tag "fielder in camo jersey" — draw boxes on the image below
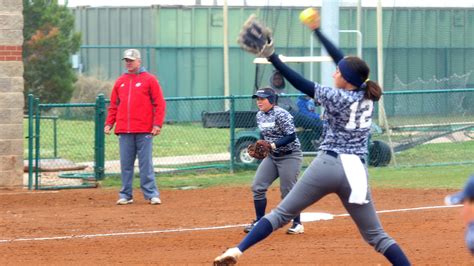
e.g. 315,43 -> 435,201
214,20 -> 411,266
243,87 -> 304,235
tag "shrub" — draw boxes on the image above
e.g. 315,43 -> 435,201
71,75 -> 114,103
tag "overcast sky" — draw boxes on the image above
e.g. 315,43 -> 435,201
59,0 -> 474,8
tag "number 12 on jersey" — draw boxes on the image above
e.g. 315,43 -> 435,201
345,100 -> 373,130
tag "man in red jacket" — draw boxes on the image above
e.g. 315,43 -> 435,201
104,49 -> 166,205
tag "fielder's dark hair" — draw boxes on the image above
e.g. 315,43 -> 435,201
343,56 -> 382,101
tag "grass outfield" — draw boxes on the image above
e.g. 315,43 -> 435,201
24,119 -> 229,161
369,164 -> 473,189
392,140 -> 474,165
100,163 -> 474,190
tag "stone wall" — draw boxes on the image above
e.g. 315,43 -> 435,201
0,0 -> 24,187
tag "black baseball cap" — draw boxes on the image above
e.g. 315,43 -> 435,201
252,87 -> 276,99
445,175 -> 474,205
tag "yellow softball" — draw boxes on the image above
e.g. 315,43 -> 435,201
299,7 -> 317,25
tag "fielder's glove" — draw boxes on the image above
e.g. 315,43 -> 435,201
237,14 -> 274,58
247,140 -> 272,160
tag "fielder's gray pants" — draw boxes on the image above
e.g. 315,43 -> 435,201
252,150 -> 303,201
118,133 -> 159,200
265,151 -> 396,254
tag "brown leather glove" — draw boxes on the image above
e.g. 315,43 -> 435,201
247,140 -> 272,160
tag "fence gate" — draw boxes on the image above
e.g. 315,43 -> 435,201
27,94 -> 106,190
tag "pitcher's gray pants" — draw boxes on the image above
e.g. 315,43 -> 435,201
118,133 -> 159,200
265,151 -> 396,254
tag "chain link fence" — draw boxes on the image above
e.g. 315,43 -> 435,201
375,88 -> 474,167
26,89 -> 474,189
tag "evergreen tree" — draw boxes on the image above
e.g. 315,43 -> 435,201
23,0 -> 81,104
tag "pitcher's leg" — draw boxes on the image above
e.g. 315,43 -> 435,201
238,159 -> 333,252
136,134 -> 159,199
266,155 -> 337,230
119,134 -> 136,200
339,190 -> 410,265
341,194 -> 395,252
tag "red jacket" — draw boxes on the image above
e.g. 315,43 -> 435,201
106,68 -> 166,134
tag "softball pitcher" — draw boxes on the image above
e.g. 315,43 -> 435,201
244,87 -> 304,235
214,11 -> 410,266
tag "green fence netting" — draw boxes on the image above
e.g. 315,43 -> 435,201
26,89 -> 474,189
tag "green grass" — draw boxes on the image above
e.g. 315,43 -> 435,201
24,119 -> 230,161
368,164 -> 473,189
25,117 -> 474,174
27,118 -> 474,191
393,140 -> 474,166
100,164 -> 474,190
101,168 -> 255,189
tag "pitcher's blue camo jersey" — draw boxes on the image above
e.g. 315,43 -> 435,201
257,106 -> 301,153
313,83 -> 372,157
213,22 -> 410,266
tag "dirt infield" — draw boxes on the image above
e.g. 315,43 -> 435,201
0,186 -> 472,265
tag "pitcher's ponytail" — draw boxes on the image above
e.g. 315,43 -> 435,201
364,80 -> 382,101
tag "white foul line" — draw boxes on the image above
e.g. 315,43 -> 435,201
0,204 -> 462,244
334,204 -> 463,217
0,224 -> 248,244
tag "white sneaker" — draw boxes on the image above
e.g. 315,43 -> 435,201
116,198 -> 133,205
287,223 -> 304,235
213,247 -> 242,266
150,197 -> 161,205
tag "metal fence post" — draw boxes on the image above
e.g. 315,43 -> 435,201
229,95 -> 235,173
94,94 -> 106,180
34,97 -> 40,190
27,94 -> 34,190
53,117 -> 58,158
